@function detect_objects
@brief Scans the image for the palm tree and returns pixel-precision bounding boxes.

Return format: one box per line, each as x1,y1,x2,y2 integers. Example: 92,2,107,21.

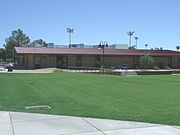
145,44,148,49
127,31,135,47
176,46,180,51
134,36,139,49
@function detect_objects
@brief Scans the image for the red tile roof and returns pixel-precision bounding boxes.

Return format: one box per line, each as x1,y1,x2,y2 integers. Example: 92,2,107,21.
14,47,180,56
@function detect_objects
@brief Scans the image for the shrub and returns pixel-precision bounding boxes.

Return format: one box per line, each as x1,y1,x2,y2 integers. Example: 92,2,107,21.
53,69,63,73
99,68,113,73
139,54,154,69
154,66,159,70
165,66,171,70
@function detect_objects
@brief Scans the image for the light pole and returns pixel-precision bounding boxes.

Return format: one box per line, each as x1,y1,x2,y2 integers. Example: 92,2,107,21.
127,31,135,47
98,41,108,68
67,28,74,48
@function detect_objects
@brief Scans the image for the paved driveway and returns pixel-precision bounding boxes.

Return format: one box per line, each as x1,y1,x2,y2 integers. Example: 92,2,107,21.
0,111,180,135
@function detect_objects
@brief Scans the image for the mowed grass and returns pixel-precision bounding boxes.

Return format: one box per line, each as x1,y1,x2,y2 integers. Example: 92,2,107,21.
0,72,180,125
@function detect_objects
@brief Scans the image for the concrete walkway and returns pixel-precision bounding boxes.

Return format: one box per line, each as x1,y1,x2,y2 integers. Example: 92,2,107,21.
0,111,180,135
0,68,55,73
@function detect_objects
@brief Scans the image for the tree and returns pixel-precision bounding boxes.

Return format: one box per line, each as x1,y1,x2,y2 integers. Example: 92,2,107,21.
0,48,6,61
128,45,136,50
30,39,48,47
139,54,154,69
176,46,180,51
4,29,30,59
134,36,139,49
127,31,135,47
145,44,148,49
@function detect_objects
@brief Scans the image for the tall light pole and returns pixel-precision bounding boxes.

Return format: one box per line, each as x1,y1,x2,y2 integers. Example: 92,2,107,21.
67,28,74,48
127,31,135,47
134,36,139,49
98,41,108,68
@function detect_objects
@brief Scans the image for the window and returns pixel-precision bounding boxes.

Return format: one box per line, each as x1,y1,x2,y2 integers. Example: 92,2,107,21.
34,55,41,68
56,56,68,68
76,55,81,67
62,56,68,67
35,56,40,65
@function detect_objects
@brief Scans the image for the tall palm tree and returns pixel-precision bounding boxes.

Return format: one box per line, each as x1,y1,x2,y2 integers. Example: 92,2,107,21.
134,36,139,49
176,45,180,51
127,31,135,47
145,44,148,49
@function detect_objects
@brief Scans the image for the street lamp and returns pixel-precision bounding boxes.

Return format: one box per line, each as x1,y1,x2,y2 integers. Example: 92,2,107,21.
67,28,74,48
127,31,135,47
98,41,108,68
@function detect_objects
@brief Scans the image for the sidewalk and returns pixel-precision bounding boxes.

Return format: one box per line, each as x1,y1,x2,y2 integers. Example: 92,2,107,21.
0,68,55,73
0,111,180,135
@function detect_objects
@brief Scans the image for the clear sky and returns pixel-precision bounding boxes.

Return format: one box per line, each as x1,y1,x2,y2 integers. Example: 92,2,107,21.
1,0,180,50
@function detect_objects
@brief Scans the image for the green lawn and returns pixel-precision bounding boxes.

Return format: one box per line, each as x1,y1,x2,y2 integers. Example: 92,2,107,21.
0,72,180,125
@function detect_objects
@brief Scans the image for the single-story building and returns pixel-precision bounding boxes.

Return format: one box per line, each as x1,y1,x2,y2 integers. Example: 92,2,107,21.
14,47,180,69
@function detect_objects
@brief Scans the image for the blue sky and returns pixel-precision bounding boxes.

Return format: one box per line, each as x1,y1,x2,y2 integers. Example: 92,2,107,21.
0,0,180,50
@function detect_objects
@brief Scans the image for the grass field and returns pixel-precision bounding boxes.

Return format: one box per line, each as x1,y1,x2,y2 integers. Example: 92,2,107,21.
0,72,180,125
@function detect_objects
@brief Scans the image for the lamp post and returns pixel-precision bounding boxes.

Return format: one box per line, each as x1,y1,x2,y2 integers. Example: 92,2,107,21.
67,28,74,48
127,31,135,47
98,41,108,68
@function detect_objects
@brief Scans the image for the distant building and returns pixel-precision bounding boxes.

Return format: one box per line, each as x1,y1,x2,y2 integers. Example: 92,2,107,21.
84,45,96,48
46,43,128,49
47,43,67,48
110,44,128,49
69,44,84,48
85,44,128,49
54,45,67,48
47,43,54,48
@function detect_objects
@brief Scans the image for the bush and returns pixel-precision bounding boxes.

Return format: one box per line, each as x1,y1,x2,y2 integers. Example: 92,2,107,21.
53,69,63,73
154,66,159,70
165,66,171,70
139,54,154,69
99,68,113,73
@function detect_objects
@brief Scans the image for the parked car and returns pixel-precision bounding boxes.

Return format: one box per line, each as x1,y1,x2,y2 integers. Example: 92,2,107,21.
4,63,14,72
121,64,128,70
